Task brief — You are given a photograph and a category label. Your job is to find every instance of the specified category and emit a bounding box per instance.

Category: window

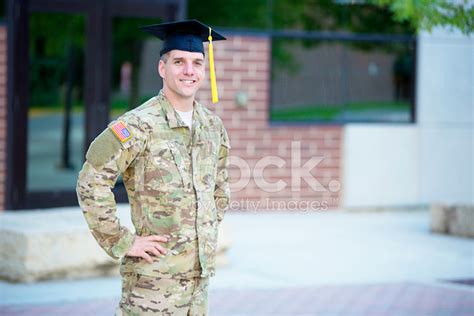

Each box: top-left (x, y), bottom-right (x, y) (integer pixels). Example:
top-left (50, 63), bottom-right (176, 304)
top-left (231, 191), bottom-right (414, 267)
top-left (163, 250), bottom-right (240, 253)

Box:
top-left (27, 12), bottom-right (86, 191)
top-left (270, 36), bottom-right (415, 124)
top-left (110, 16), bottom-right (163, 120)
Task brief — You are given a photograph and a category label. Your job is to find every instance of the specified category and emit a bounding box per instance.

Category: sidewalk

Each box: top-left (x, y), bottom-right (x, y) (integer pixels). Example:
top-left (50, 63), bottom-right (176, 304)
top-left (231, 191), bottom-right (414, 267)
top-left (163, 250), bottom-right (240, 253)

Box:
top-left (1, 210), bottom-right (473, 315)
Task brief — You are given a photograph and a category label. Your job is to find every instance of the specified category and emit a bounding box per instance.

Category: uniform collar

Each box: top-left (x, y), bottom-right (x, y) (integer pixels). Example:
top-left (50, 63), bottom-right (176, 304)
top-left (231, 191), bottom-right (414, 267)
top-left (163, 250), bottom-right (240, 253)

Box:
top-left (158, 90), bottom-right (186, 129)
top-left (157, 89), bottom-right (210, 131)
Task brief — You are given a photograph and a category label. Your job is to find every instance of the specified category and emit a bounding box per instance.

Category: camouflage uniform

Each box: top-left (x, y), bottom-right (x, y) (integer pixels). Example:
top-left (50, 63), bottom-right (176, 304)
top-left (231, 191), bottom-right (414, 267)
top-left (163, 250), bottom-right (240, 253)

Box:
top-left (116, 273), bottom-right (209, 315)
top-left (76, 90), bottom-right (230, 314)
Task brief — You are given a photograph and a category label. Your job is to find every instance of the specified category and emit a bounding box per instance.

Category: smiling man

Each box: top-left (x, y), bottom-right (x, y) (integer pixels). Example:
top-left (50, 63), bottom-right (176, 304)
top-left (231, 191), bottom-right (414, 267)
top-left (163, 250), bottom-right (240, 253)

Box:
top-left (76, 20), bottom-right (230, 315)
top-left (159, 50), bottom-right (204, 111)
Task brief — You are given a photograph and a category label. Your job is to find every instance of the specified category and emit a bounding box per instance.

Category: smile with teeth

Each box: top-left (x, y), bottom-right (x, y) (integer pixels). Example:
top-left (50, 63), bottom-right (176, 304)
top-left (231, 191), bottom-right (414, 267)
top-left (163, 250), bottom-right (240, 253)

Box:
top-left (180, 79), bottom-right (196, 85)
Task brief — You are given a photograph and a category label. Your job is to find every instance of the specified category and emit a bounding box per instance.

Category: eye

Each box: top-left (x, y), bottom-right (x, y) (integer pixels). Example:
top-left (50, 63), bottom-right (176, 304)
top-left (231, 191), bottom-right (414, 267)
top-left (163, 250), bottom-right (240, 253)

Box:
top-left (194, 61), bottom-right (203, 67)
top-left (174, 60), bottom-right (183, 65)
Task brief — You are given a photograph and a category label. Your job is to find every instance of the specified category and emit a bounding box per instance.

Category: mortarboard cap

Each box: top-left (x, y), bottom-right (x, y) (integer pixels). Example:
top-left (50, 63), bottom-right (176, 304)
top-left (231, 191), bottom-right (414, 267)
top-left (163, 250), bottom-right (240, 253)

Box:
top-left (140, 19), bottom-right (226, 56)
top-left (140, 19), bottom-right (226, 104)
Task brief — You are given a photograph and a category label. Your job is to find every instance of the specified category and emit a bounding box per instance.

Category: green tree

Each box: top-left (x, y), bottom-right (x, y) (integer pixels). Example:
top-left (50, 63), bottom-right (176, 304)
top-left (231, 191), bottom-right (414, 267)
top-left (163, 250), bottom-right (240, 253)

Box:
top-left (188, 0), bottom-right (414, 33)
top-left (188, 0), bottom-right (472, 34)
top-left (371, 0), bottom-right (474, 34)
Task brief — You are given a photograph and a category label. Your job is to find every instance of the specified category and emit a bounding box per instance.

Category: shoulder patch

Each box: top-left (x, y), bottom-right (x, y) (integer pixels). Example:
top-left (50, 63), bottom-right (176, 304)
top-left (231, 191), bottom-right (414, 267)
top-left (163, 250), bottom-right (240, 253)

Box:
top-left (109, 121), bottom-right (132, 143)
top-left (86, 129), bottom-right (123, 167)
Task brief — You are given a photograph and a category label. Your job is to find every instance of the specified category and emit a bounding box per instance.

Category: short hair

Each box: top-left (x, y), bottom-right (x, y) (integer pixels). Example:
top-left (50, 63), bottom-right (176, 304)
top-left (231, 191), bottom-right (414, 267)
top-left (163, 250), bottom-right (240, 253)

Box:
top-left (160, 52), bottom-right (170, 63)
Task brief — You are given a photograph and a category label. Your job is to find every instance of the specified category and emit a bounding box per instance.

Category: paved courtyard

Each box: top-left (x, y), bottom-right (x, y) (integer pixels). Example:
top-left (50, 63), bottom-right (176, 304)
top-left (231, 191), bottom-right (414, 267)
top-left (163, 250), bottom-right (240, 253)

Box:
top-left (1, 209), bottom-right (473, 315)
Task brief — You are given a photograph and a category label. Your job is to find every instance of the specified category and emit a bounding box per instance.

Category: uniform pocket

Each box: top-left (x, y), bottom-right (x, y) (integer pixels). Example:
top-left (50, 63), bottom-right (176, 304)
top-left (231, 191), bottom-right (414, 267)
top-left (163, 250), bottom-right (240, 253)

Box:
top-left (150, 140), bottom-right (185, 190)
top-left (194, 133), bottom-right (219, 192)
top-left (196, 132), bottom-right (219, 162)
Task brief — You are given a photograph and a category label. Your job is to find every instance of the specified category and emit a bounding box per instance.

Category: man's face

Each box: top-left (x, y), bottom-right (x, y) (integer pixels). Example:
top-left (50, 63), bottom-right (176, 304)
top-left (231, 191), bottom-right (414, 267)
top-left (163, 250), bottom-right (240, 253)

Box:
top-left (158, 50), bottom-right (205, 101)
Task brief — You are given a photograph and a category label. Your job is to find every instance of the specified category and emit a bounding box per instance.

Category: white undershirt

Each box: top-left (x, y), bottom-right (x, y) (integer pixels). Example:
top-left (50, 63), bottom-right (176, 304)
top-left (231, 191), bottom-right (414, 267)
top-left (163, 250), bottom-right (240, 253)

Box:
top-left (175, 109), bottom-right (194, 130)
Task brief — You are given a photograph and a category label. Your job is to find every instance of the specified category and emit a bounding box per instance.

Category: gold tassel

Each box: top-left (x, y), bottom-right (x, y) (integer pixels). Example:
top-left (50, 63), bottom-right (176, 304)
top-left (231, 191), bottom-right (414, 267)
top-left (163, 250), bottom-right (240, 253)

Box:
top-left (208, 27), bottom-right (219, 104)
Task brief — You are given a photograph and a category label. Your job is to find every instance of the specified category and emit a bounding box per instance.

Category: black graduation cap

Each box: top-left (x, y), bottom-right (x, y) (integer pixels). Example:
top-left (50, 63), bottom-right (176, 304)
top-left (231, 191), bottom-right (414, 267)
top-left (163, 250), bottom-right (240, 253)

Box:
top-left (140, 19), bottom-right (226, 104)
top-left (140, 19), bottom-right (226, 56)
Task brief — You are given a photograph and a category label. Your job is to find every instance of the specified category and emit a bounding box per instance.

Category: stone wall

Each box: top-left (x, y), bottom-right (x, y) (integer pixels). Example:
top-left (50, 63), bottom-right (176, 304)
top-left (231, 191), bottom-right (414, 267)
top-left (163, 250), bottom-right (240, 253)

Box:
top-left (0, 206), bottom-right (231, 282)
top-left (431, 204), bottom-right (474, 238)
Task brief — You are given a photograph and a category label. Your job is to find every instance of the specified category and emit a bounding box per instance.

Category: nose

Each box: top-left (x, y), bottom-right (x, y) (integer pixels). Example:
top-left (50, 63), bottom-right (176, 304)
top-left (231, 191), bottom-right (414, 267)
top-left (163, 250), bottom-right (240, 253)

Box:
top-left (183, 61), bottom-right (194, 75)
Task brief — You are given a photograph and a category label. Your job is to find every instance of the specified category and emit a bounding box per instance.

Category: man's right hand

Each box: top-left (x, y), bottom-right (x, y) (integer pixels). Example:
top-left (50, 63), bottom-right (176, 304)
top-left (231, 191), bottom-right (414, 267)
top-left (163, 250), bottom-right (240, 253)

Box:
top-left (126, 235), bottom-right (169, 264)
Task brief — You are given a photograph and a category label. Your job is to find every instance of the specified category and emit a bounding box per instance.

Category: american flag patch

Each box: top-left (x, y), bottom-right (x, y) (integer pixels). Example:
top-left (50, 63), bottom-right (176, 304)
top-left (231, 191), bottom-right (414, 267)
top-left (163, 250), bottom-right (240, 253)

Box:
top-left (110, 121), bottom-right (132, 143)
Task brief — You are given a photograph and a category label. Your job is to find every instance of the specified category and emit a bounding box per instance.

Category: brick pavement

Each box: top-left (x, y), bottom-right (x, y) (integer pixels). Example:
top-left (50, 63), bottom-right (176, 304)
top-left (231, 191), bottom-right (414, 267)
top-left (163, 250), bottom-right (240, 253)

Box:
top-left (1, 282), bottom-right (473, 316)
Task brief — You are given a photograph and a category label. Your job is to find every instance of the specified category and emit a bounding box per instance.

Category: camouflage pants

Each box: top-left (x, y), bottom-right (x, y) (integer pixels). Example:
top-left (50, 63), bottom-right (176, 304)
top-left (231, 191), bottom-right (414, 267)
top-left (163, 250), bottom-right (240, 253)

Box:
top-left (116, 272), bottom-right (209, 315)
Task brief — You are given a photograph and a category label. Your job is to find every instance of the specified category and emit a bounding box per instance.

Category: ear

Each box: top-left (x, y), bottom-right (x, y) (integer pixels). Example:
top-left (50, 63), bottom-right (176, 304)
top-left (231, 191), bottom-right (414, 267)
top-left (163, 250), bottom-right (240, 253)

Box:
top-left (158, 60), bottom-right (165, 79)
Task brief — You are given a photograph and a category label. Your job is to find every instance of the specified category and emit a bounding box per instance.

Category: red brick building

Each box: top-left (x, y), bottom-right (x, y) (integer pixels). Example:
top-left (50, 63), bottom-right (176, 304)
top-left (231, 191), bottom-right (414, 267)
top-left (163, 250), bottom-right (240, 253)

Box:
top-left (0, 2), bottom-right (342, 211)
top-left (2, 1), bottom-right (471, 214)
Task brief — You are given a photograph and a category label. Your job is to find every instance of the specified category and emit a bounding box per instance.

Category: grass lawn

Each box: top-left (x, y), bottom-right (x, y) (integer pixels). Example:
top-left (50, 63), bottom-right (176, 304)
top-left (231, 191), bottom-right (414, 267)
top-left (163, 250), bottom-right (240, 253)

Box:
top-left (271, 101), bottom-right (410, 121)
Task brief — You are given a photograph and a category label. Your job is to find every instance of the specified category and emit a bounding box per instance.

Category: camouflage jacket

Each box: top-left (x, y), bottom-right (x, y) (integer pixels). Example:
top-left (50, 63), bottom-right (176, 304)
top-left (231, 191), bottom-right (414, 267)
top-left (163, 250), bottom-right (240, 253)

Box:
top-left (76, 90), bottom-right (230, 278)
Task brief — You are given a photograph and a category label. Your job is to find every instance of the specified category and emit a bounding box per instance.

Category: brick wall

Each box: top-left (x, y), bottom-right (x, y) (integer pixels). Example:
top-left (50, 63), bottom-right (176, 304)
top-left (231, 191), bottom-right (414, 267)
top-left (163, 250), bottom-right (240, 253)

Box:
top-left (0, 25), bottom-right (6, 211)
top-left (199, 35), bottom-right (343, 211)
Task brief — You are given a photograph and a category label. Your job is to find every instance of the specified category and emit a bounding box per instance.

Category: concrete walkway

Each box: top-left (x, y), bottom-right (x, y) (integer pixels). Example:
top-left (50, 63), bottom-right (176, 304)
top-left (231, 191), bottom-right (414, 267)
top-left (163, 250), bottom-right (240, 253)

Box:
top-left (1, 209), bottom-right (473, 315)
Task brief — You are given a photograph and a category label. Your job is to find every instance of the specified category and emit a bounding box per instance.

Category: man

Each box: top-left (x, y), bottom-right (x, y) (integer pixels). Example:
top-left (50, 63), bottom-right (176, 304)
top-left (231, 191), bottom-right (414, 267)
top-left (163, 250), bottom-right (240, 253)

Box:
top-left (76, 20), bottom-right (230, 315)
